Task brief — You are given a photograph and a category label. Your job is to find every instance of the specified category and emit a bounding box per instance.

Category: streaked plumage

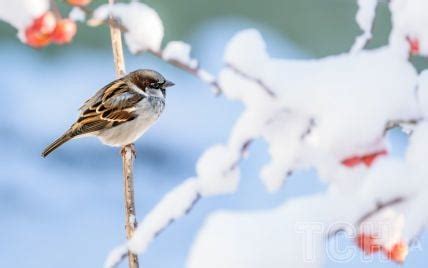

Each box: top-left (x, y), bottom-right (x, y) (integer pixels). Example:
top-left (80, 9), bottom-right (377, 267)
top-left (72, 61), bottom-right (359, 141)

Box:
top-left (42, 69), bottom-right (174, 157)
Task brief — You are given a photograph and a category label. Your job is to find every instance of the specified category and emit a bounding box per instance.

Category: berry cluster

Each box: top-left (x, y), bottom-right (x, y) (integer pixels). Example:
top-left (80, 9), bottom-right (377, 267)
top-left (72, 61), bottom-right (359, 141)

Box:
top-left (25, 0), bottom-right (92, 48)
top-left (356, 234), bottom-right (408, 263)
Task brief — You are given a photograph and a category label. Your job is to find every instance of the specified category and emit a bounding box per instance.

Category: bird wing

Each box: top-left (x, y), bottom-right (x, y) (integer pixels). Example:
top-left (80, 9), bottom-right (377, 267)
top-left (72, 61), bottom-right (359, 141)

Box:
top-left (69, 78), bottom-right (145, 137)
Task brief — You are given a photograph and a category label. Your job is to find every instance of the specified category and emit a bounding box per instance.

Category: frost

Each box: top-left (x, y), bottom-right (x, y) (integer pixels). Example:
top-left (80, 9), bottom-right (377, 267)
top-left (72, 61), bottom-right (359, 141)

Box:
top-left (0, 0), bottom-right (49, 41)
top-left (162, 41), bottom-right (198, 69)
top-left (92, 2), bottom-right (164, 53)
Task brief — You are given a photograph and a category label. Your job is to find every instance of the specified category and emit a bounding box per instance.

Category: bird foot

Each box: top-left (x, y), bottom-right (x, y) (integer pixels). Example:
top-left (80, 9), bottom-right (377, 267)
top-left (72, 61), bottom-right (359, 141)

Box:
top-left (121, 144), bottom-right (137, 158)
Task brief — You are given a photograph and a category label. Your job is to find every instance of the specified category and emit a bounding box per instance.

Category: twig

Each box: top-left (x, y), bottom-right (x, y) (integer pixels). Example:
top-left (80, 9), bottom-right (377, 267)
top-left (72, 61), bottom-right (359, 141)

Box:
top-left (300, 118), bottom-right (316, 140)
top-left (148, 49), bottom-right (221, 94)
top-left (327, 196), bottom-right (406, 239)
top-left (229, 139), bottom-right (253, 170)
top-left (88, 16), bottom-right (277, 98)
top-left (106, 136), bottom-right (255, 268)
top-left (107, 0), bottom-right (139, 267)
top-left (384, 118), bottom-right (423, 133)
top-left (226, 63), bottom-right (277, 97)
top-left (356, 197), bottom-right (406, 225)
top-left (49, 0), bottom-right (63, 19)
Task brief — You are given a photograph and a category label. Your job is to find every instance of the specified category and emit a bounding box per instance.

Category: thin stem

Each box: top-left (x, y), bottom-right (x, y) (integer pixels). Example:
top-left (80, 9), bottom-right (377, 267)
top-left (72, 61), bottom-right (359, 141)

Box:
top-left (356, 197), bottom-right (405, 225)
top-left (226, 63), bottom-right (276, 97)
top-left (50, 0), bottom-right (63, 19)
top-left (107, 0), bottom-right (139, 268)
top-left (148, 49), bottom-right (221, 94)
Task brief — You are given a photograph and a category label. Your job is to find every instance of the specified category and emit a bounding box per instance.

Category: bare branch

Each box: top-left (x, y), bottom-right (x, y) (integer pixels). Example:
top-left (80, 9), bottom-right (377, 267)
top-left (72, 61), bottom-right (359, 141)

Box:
top-left (49, 0), bottom-right (62, 19)
top-left (356, 197), bottom-right (406, 225)
top-left (385, 118), bottom-right (424, 133)
top-left (87, 15), bottom-right (278, 99)
top-left (108, 0), bottom-right (139, 267)
top-left (148, 49), bottom-right (222, 94)
top-left (300, 118), bottom-right (316, 140)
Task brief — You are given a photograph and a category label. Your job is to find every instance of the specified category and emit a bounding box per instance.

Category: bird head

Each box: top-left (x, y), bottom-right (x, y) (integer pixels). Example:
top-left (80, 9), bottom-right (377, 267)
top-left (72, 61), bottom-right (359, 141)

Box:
top-left (129, 69), bottom-right (174, 96)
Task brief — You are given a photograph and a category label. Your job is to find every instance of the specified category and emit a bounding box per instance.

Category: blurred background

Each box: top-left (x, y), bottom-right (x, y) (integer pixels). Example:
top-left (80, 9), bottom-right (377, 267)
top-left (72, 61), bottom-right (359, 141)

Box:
top-left (0, 0), bottom-right (427, 267)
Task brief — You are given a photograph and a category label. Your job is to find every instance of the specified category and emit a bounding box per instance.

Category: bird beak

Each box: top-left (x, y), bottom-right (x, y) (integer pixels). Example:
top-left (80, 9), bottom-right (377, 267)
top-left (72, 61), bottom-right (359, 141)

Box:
top-left (163, 80), bottom-right (175, 88)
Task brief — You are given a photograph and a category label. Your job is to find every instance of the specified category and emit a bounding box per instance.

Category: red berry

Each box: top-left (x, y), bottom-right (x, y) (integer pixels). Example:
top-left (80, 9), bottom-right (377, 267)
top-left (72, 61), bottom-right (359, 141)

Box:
top-left (341, 156), bottom-right (362, 167)
top-left (356, 234), bottom-right (383, 254)
top-left (24, 11), bottom-right (57, 48)
top-left (361, 150), bottom-right (387, 166)
top-left (25, 28), bottom-right (52, 48)
top-left (32, 11), bottom-right (56, 35)
top-left (407, 36), bottom-right (420, 55)
top-left (384, 241), bottom-right (408, 264)
top-left (67, 0), bottom-right (92, 6)
top-left (51, 19), bottom-right (77, 44)
top-left (342, 150), bottom-right (387, 168)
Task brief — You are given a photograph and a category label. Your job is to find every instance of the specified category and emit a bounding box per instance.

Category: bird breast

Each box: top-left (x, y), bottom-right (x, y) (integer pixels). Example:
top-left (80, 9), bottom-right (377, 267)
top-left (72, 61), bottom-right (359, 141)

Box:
top-left (97, 96), bottom-right (165, 146)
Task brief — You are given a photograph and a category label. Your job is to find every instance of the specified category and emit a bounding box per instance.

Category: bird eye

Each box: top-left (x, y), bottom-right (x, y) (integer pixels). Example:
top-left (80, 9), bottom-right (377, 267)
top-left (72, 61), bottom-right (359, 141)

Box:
top-left (150, 82), bottom-right (160, 89)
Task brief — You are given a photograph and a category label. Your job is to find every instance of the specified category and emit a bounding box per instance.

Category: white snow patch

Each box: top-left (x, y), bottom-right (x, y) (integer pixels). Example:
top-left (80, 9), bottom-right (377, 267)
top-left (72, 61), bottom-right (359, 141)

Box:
top-left (127, 178), bottom-right (199, 253)
top-left (92, 2), bottom-right (164, 53)
top-left (163, 41), bottom-right (198, 69)
top-left (0, 0), bottom-right (50, 41)
top-left (196, 145), bottom-right (240, 196)
top-left (69, 7), bottom-right (86, 22)
top-left (350, 0), bottom-right (377, 53)
top-left (389, 0), bottom-right (428, 56)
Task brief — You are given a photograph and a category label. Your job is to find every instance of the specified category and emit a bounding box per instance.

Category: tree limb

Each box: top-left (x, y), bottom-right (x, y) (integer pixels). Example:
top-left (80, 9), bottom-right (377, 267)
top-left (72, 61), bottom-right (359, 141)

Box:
top-left (107, 0), bottom-right (139, 267)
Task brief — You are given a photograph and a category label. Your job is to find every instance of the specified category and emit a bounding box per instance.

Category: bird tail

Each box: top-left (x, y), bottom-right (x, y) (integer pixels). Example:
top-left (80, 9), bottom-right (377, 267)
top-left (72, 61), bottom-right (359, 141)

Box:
top-left (41, 132), bottom-right (73, 158)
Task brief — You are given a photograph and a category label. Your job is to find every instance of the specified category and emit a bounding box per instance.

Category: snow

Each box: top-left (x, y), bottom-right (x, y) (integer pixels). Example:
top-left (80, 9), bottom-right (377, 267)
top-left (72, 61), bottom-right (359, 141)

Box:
top-left (162, 41), bottom-right (198, 69)
top-left (220, 29), bottom-right (420, 187)
top-left (127, 178), bottom-right (200, 253)
top-left (92, 2), bottom-right (164, 53)
top-left (406, 123), bottom-right (428, 168)
top-left (223, 29), bottom-right (270, 76)
top-left (187, 195), bottom-right (327, 268)
top-left (0, 0), bottom-right (49, 41)
top-left (105, 1), bottom-right (428, 265)
top-left (188, 139), bottom-right (428, 267)
top-left (417, 70), bottom-right (428, 117)
top-left (69, 7), bottom-right (86, 22)
top-left (350, 0), bottom-right (377, 53)
top-left (359, 208), bottom-right (405, 250)
top-left (3, 1), bottom-right (428, 264)
top-left (196, 144), bottom-right (240, 196)
top-left (104, 245), bottom-right (128, 268)
top-left (389, 0), bottom-right (428, 56)
top-left (196, 69), bottom-right (216, 84)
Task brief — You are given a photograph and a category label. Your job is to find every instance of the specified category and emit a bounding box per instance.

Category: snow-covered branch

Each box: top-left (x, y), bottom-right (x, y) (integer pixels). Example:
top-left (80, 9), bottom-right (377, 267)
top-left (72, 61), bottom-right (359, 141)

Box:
top-left (104, 0), bottom-right (428, 266)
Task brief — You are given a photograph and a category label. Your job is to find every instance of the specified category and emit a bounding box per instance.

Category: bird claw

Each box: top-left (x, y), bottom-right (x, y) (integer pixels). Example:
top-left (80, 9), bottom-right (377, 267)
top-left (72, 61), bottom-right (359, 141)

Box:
top-left (121, 144), bottom-right (137, 158)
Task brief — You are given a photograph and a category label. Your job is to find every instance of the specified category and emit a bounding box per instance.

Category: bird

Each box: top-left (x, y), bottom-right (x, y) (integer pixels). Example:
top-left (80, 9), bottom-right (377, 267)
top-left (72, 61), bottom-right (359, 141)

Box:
top-left (41, 69), bottom-right (174, 157)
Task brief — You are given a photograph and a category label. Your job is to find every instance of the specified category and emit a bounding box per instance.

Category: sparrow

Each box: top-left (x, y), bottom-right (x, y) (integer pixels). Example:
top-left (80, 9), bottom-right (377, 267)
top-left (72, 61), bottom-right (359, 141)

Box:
top-left (41, 69), bottom-right (174, 157)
